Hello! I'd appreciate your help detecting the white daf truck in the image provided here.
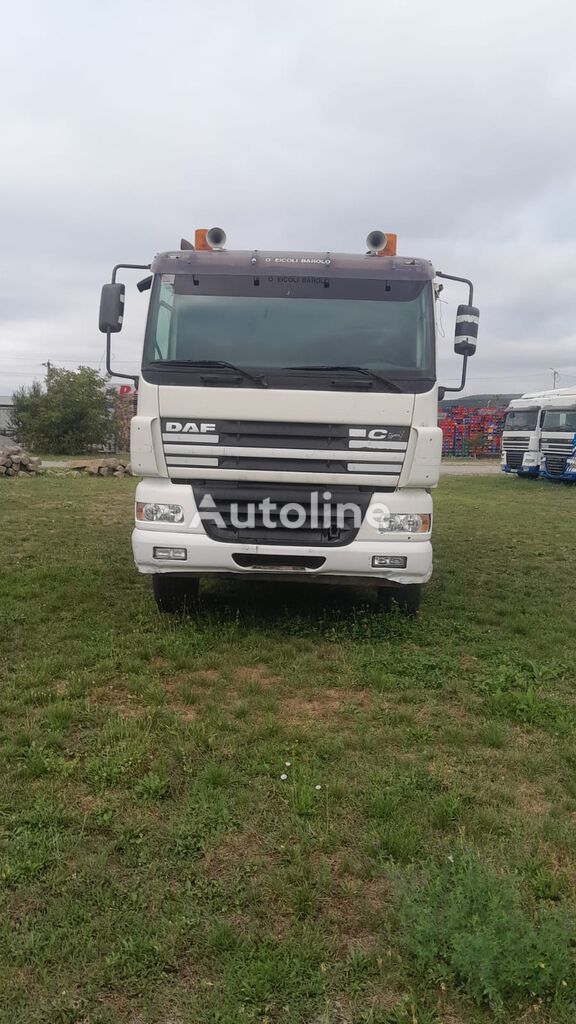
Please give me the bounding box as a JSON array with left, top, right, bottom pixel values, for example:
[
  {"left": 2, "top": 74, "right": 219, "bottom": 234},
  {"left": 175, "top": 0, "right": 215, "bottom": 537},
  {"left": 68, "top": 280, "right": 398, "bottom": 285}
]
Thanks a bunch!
[
  {"left": 501, "top": 388, "right": 576, "bottom": 478},
  {"left": 501, "top": 391, "right": 551, "bottom": 477},
  {"left": 540, "top": 393, "right": 576, "bottom": 482},
  {"left": 99, "top": 229, "right": 479, "bottom": 614}
]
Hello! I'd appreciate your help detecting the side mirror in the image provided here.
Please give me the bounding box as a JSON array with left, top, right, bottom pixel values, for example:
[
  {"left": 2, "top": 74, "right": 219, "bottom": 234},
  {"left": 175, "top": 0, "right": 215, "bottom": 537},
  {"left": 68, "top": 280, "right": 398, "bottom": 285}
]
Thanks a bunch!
[
  {"left": 99, "top": 283, "right": 125, "bottom": 334},
  {"left": 454, "top": 304, "right": 479, "bottom": 357}
]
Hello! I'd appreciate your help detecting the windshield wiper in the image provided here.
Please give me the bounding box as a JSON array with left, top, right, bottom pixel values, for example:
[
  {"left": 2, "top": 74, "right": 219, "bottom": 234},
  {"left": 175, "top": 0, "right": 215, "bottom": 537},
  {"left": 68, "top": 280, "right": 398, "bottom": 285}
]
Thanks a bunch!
[
  {"left": 154, "top": 359, "right": 269, "bottom": 388},
  {"left": 285, "top": 365, "right": 402, "bottom": 392}
]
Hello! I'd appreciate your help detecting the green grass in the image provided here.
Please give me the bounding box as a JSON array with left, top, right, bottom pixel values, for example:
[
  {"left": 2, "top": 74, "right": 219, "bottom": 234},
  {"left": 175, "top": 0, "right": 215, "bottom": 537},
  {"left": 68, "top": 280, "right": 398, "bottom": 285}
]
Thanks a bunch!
[{"left": 0, "top": 474, "right": 575, "bottom": 1023}]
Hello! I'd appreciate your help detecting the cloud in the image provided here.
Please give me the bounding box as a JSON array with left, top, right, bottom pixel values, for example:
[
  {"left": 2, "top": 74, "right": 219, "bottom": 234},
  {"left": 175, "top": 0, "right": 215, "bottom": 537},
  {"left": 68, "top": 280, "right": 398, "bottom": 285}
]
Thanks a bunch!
[{"left": 1, "top": 0, "right": 575, "bottom": 396}]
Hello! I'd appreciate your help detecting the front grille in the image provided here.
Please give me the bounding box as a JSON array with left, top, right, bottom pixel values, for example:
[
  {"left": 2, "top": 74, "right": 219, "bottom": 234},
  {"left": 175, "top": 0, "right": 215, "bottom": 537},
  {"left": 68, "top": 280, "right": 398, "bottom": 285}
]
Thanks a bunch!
[
  {"left": 166, "top": 420, "right": 410, "bottom": 449},
  {"left": 545, "top": 455, "right": 568, "bottom": 476},
  {"left": 505, "top": 451, "right": 524, "bottom": 469},
  {"left": 503, "top": 435, "right": 530, "bottom": 447},
  {"left": 189, "top": 481, "right": 374, "bottom": 546},
  {"left": 541, "top": 441, "right": 572, "bottom": 455},
  {"left": 161, "top": 418, "right": 409, "bottom": 481}
]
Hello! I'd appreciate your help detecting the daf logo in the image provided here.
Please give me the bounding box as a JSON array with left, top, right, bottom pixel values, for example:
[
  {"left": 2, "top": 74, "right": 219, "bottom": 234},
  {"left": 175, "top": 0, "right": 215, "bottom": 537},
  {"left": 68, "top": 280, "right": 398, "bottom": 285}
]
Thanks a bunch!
[{"left": 165, "top": 421, "right": 216, "bottom": 434}]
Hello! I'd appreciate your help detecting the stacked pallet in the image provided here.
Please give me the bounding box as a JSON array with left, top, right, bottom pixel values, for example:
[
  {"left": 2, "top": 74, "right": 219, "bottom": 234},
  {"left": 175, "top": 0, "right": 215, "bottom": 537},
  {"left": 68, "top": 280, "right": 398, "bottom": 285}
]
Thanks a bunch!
[{"left": 440, "top": 406, "right": 507, "bottom": 458}]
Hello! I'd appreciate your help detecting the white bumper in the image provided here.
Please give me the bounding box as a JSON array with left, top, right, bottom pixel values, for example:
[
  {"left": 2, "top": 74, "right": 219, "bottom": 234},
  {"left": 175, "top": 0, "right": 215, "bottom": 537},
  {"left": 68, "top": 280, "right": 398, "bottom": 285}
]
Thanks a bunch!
[
  {"left": 133, "top": 529, "right": 432, "bottom": 585},
  {"left": 132, "top": 479, "right": 433, "bottom": 587}
]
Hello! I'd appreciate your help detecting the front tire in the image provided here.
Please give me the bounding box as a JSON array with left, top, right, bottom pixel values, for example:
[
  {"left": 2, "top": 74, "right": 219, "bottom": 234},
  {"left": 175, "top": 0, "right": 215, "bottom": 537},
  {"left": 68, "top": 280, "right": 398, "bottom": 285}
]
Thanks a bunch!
[
  {"left": 377, "top": 584, "right": 422, "bottom": 616},
  {"left": 152, "top": 575, "right": 199, "bottom": 614}
]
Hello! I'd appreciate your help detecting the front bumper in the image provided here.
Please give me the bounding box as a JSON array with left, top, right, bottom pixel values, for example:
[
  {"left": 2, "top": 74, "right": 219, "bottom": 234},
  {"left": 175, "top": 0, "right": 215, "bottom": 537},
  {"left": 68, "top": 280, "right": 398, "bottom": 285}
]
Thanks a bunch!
[
  {"left": 540, "top": 469, "right": 576, "bottom": 482},
  {"left": 501, "top": 453, "right": 539, "bottom": 475},
  {"left": 132, "top": 480, "right": 433, "bottom": 587},
  {"left": 132, "top": 528, "right": 432, "bottom": 586}
]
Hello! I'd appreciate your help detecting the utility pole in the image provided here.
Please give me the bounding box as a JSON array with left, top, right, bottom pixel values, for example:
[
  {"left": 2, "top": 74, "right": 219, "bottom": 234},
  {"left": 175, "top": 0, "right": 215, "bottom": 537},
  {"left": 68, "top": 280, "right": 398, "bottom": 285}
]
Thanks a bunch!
[{"left": 549, "top": 367, "right": 559, "bottom": 389}]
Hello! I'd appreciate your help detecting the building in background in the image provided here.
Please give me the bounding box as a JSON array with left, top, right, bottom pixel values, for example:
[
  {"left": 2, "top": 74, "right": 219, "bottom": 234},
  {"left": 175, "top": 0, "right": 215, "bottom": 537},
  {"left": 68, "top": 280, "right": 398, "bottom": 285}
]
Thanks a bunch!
[{"left": 0, "top": 396, "right": 14, "bottom": 440}]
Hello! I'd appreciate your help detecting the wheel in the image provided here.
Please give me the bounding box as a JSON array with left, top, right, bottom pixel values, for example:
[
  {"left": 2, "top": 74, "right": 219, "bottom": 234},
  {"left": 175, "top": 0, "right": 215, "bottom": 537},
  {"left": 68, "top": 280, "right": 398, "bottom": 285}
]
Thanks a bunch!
[
  {"left": 152, "top": 575, "right": 199, "bottom": 614},
  {"left": 377, "top": 584, "right": 422, "bottom": 616}
]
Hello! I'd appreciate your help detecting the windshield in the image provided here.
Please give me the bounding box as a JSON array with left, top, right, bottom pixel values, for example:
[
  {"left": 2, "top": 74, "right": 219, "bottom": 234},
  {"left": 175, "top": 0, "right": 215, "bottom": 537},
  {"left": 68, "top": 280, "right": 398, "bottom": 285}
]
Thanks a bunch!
[
  {"left": 142, "top": 274, "right": 434, "bottom": 391},
  {"left": 542, "top": 409, "right": 576, "bottom": 433},
  {"left": 504, "top": 410, "right": 539, "bottom": 431}
]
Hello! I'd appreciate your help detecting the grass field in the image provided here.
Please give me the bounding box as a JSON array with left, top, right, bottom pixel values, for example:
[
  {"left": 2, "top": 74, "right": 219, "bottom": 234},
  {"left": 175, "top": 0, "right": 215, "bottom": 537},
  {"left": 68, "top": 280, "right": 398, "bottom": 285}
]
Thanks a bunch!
[{"left": 1, "top": 475, "right": 575, "bottom": 1024}]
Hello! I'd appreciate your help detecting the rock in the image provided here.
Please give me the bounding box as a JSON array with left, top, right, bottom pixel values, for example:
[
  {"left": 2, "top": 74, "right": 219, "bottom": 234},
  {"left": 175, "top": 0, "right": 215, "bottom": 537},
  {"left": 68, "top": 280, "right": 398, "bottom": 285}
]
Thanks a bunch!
[
  {"left": 67, "top": 461, "right": 91, "bottom": 471},
  {"left": 103, "top": 458, "right": 119, "bottom": 469},
  {"left": 0, "top": 466, "right": 5, "bottom": 475},
  {"left": 0, "top": 456, "right": 10, "bottom": 467},
  {"left": 113, "top": 469, "right": 125, "bottom": 477},
  {"left": 20, "top": 454, "right": 31, "bottom": 466},
  {"left": 98, "top": 466, "right": 112, "bottom": 476}
]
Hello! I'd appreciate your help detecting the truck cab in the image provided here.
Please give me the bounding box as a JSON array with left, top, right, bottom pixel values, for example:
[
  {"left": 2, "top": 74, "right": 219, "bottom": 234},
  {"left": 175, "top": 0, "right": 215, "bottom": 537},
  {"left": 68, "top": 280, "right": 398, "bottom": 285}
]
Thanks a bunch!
[
  {"left": 540, "top": 397, "right": 576, "bottom": 481},
  {"left": 501, "top": 398, "right": 543, "bottom": 476},
  {"left": 99, "top": 229, "right": 479, "bottom": 615},
  {"left": 501, "top": 387, "right": 576, "bottom": 478}
]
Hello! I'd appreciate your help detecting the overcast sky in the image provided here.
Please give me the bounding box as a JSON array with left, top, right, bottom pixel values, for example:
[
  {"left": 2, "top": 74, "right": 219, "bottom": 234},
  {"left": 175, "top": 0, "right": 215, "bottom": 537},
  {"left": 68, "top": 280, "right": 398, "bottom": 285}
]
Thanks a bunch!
[{"left": 1, "top": 0, "right": 575, "bottom": 398}]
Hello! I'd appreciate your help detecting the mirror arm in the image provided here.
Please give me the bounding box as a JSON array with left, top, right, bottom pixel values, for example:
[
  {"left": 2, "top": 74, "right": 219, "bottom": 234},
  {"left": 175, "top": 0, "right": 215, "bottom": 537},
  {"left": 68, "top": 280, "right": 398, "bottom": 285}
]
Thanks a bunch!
[
  {"left": 105, "top": 332, "right": 139, "bottom": 388},
  {"left": 436, "top": 271, "right": 474, "bottom": 305},
  {"left": 106, "top": 263, "right": 151, "bottom": 387},
  {"left": 111, "top": 262, "right": 150, "bottom": 283},
  {"left": 438, "top": 355, "right": 469, "bottom": 401}
]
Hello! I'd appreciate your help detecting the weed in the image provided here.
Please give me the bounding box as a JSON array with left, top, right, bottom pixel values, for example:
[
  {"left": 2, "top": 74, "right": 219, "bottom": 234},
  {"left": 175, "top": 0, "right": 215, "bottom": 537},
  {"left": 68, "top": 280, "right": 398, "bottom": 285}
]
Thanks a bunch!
[{"left": 395, "top": 851, "right": 575, "bottom": 1012}]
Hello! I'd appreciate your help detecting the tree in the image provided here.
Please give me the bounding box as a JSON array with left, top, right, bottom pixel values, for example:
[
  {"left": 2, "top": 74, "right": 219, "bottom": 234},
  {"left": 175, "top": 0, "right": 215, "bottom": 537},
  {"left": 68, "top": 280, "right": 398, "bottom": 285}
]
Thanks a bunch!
[{"left": 11, "top": 365, "right": 114, "bottom": 454}]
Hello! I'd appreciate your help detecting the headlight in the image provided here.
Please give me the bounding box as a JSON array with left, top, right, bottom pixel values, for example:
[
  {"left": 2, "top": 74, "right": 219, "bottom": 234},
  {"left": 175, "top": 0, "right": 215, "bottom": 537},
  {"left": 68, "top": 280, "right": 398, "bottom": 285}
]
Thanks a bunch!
[
  {"left": 373, "top": 512, "right": 431, "bottom": 534},
  {"left": 136, "top": 502, "right": 184, "bottom": 523}
]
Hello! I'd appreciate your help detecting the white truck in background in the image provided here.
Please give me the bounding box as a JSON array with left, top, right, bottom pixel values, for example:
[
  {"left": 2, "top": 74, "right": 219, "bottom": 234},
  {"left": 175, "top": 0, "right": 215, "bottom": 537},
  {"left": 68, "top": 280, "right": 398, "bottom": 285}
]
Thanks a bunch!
[
  {"left": 501, "top": 395, "right": 544, "bottom": 477},
  {"left": 540, "top": 393, "right": 576, "bottom": 482},
  {"left": 99, "top": 229, "right": 479, "bottom": 615},
  {"left": 501, "top": 388, "right": 576, "bottom": 479}
]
